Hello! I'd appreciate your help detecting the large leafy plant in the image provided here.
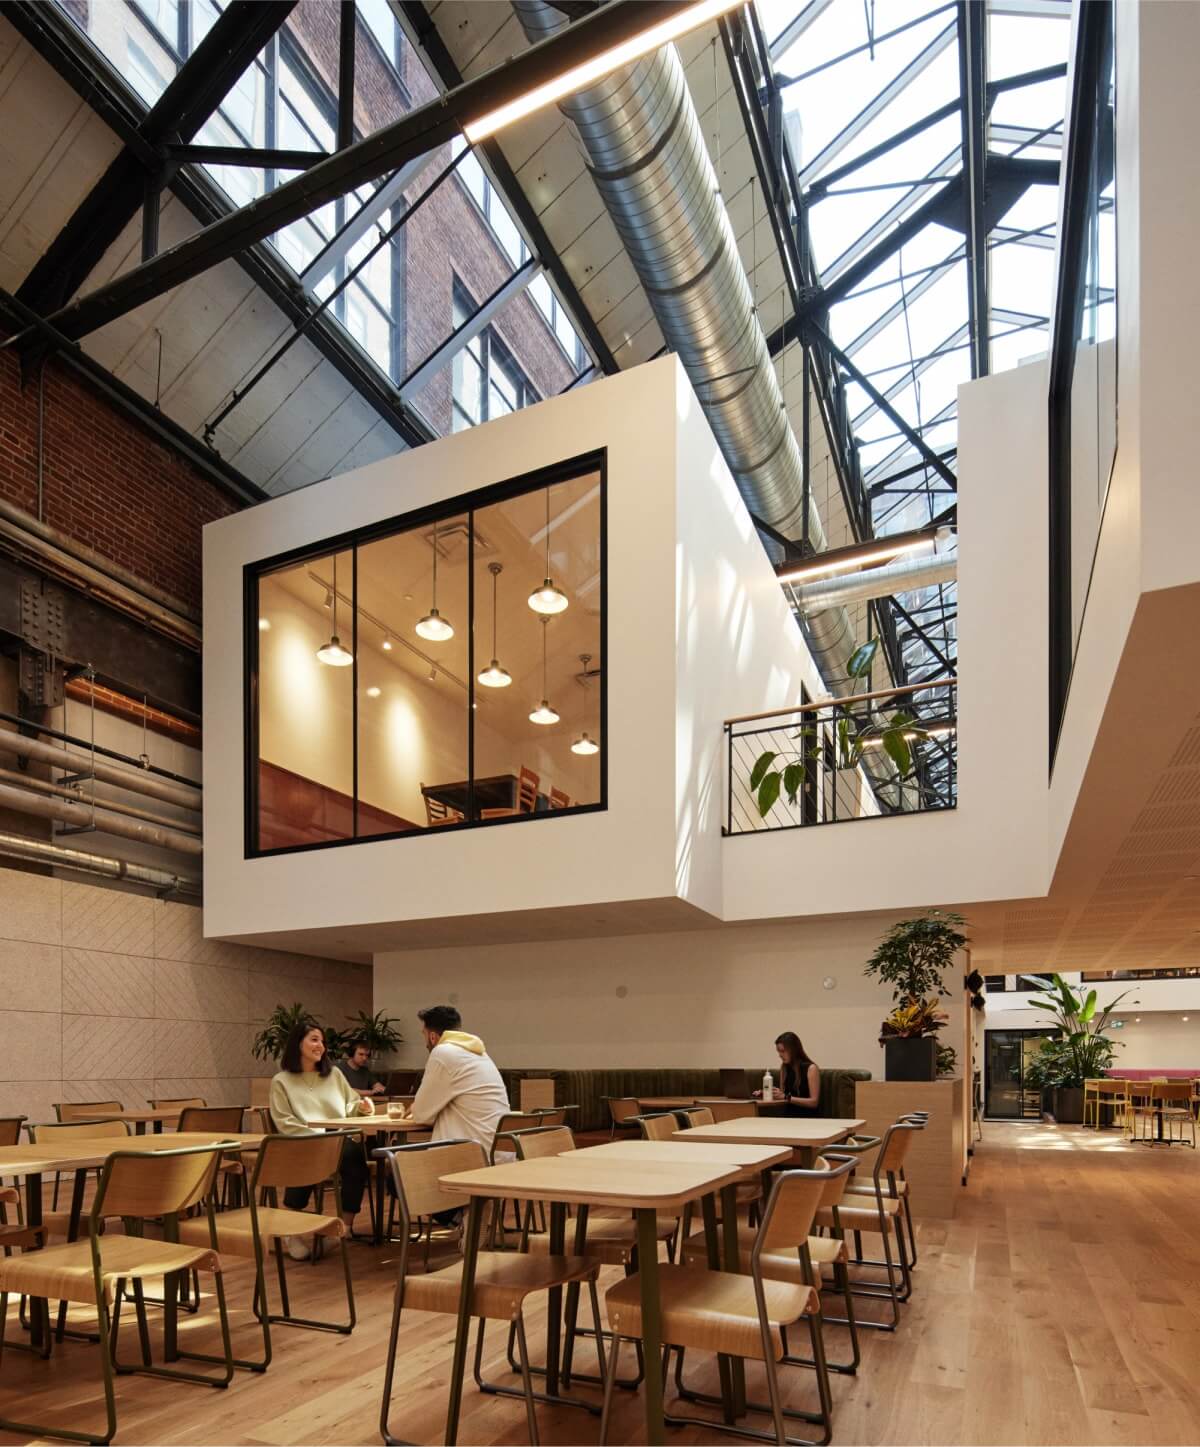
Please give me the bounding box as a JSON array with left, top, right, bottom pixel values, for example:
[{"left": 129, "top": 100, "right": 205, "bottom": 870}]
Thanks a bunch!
[
  {"left": 879, "top": 998, "right": 949, "bottom": 1042},
  {"left": 344, "top": 1009, "right": 404, "bottom": 1059},
  {"left": 748, "top": 639, "right": 927, "bottom": 818},
  {"left": 864, "top": 909, "right": 967, "bottom": 1006},
  {"left": 1023, "top": 973, "right": 1132, "bottom": 1087},
  {"left": 251, "top": 1002, "right": 317, "bottom": 1064}
]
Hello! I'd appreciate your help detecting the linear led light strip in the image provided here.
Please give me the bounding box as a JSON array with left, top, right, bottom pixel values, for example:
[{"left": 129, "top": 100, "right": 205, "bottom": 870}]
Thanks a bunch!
[
  {"left": 777, "top": 534, "right": 938, "bottom": 586},
  {"left": 462, "top": 0, "right": 747, "bottom": 143}
]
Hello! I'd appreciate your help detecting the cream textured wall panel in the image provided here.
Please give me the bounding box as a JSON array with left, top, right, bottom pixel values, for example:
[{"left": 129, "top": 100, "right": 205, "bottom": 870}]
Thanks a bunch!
[{"left": 0, "top": 865, "right": 372, "bottom": 1123}]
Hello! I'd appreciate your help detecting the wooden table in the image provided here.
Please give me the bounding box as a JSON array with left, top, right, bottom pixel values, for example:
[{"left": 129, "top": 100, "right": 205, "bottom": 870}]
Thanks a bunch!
[
  {"left": 439, "top": 1151, "right": 744, "bottom": 1445},
  {"left": 68, "top": 1108, "right": 182, "bottom": 1135},
  {"left": 422, "top": 774, "right": 547, "bottom": 819},
  {"left": 674, "top": 1116, "right": 865, "bottom": 1167},
  {"left": 308, "top": 1114, "right": 432, "bottom": 1244},
  {"left": 636, "top": 1095, "right": 766, "bottom": 1114},
  {"left": 0, "top": 1133, "right": 264, "bottom": 1352}
]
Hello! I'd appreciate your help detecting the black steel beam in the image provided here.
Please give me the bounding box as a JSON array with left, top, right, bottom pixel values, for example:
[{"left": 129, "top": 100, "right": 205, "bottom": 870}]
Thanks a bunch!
[
  {"left": 38, "top": 0, "right": 667, "bottom": 347},
  {"left": 13, "top": 0, "right": 297, "bottom": 317},
  {"left": 166, "top": 145, "right": 330, "bottom": 171},
  {"left": 0, "top": 289, "right": 264, "bottom": 509},
  {"left": 398, "top": 0, "right": 618, "bottom": 376},
  {"left": 338, "top": 1, "right": 356, "bottom": 152},
  {"left": 957, "top": 0, "right": 989, "bottom": 378}
]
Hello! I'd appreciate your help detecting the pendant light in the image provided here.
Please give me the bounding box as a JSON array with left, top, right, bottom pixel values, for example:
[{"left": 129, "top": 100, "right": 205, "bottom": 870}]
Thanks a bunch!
[
  {"left": 477, "top": 562, "right": 512, "bottom": 688},
  {"left": 529, "top": 617, "right": 560, "bottom": 725},
  {"left": 416, "top": 519, "right": 454, "bottom": 642},
  {"left": 316, "top": 555, "right": 353, "bottom": 667},
  {"left": 528, "top": 486, "right": 568, "bottom": 615},
  {"left": 571, "top": 732, "right": 599, "bottom": 756}
]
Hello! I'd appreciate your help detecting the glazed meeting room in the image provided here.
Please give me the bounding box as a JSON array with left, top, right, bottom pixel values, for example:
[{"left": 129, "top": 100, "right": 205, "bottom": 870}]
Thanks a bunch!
[{"left": 0, "top": 0, "right": 1197, "bottom": 1446}]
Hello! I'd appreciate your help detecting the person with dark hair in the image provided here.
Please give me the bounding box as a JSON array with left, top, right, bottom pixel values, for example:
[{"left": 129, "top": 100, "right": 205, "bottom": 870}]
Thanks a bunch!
[
  {"left": 269, "top": 1021, "right": 375, "bottom": 1259},
  {"left": 755, "top": 1031, "right": 821, "bottom": 1118},
  {"left": 409, "top": 1004, "right": 509, "bottom": 1154},
  {"left": 337, "top": 1039, "right": 385, "bottom": 1097}
]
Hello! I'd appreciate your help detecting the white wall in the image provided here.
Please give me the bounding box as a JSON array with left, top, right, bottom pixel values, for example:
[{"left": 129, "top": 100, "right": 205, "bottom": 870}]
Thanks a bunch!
[
  {"left": 722, "top": 357, "right": 1050, "bottom": 921},
  {"left": 375, "top": 909, "right": 967, "bottom": 1076}
]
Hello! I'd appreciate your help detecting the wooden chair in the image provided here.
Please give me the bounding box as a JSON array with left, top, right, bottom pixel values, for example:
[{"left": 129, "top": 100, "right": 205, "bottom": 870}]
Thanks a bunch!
[
  {"left": 423, "top": 786, "right": 464, "bottom": 828},
  {"left": 549, "top": 786, "right": 571, "bottom": 809},
  {"left": 0, "top": 1142, "right": 234, "bottom": 1445},
  {"left": 148, "top": 1097, "right": 207, "bottom": 1110},
  {"left": 373, "top": 1138, "right": 603, "bottom": 1445},
  {"left": 178, "top": 1131, "right": 355, "bottom": 1372},
  {"left": 1082, "top": 1079, "right": 1104, "bottom": 1129},
  {"left": 600, "top": 1165, "right": 840, "bottom": 1447},
  {"left": 634, "top": 1113, "right": 678, "bottom": 1142},
  {"left": 177, "top": 1107, "right": 247, "bottom": 1208},
  {"left": 1130, "top": 1081, "right": 1196, "bottom": 1147},
  {"left": 675, "top": 1110, "right": 763, "bottom": 1224},
  {"left": 675, "top": 1106, "right": 715, "bottom": 1128},
  {"left": 0, "top": 1119, "right": 22, "bottom": 1148},
  {"left": 481, "top": 766, "right": 542, "bottom": 821},
  {"left": 705, "top": 1099, "right": 758, "bottom": 1124},
  {"left": 50, "top": 1103, "right": 124, "bottom": 1210},
  {"left": 603, "top": 1097, "right": 640, "bottom": 1138},
  {"left": 846, "top": 1117, "right": 921, "bottom": 1269},
  {"left": 29, "top": 1120, "right": 133, "bottom": 1251},
  {"left": 510, "top": 1125, "right": 678, "bottom": 1393}
]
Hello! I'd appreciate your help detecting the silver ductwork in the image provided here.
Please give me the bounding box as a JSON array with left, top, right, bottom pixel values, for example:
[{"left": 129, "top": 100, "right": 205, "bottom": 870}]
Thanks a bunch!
[
  {"left": 511, "top": 1, "right": 865, "bottom": 694},
  {"left": 790, "top": 554, "right": 958, "bottom": 614},
  {"left": 0, "top": 830, "right": 200, "bottom": 896}
]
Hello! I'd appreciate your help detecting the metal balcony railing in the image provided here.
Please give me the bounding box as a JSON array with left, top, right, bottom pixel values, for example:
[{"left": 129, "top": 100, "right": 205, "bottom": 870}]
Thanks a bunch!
[{"left": 724, "top": 680, "right": 957, "bottom": 836}]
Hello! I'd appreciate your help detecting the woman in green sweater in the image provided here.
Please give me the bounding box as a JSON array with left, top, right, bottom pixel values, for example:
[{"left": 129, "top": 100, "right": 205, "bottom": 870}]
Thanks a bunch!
[{"left": 270, "top": 1022, "right": 374, "bottom": 1257}]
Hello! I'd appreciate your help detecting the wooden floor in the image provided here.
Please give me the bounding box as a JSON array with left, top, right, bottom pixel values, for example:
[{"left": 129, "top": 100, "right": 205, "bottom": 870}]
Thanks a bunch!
[{"left": 2, "top": 1122, "right": 1199, "bottom": 1446}]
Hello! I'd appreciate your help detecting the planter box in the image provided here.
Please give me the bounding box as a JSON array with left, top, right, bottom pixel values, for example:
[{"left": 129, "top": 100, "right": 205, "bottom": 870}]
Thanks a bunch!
[
  {"left": 883, "top": 1037, "right": 938, "bottom": 1082},
  {"left": 1051, "top": 1086, "right": 1084, "bottom": 1124}
]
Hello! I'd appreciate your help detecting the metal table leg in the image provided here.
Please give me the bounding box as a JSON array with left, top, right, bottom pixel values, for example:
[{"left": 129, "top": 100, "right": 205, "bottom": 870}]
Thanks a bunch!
[
  {"left": 636, "top": 1207, "right": 666, "bottom": 1445},
  {"left": 545, "top": 1201, "right": 566, "bottom": 1396},
  {"left": 444, "top": 1195, "right": 484, "bottom": 1446},
  {"left": 720, "top": 1183, "right": 748, "bottom": 1419}
]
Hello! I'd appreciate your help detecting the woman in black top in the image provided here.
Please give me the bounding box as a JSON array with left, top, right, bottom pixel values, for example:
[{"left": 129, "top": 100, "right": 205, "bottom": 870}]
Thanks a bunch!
[{"left": 767, "top": 1032, "right": 821, "bottom": 1117}]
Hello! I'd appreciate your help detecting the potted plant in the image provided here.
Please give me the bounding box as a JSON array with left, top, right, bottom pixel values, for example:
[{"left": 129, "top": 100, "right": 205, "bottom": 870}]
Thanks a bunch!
[
  {"left": 251, "top": 1001, "right": 317, "bottom": 1066},
  {"left": 342, "top": 1009, "right": 404, "bottom": 1069},
  {"left": 864, "top": 909, "right": 967, "bottom": 1081},
  {"left": 1024, "top": 973, "right": 1132, "bottom": 1123}
]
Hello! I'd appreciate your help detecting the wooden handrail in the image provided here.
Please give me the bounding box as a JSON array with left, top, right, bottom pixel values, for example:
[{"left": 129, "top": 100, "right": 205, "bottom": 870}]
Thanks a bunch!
[{"left": 725, "top": 678, "right": 957, "bottom": 729}]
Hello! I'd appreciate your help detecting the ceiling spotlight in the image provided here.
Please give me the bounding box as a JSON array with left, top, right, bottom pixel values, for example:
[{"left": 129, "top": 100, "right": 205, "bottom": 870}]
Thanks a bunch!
[
  {"left": 258, "top": 617, "right": 271, "bottom": 631},
  {"left": 366, "top": 685, "right": 381, "bottom": 699},
  {"left": 317, "top": 556, "right": 353, "bottom": 667},
  {"left": 416, "top": 518, "right": 454, "bottom": 643},
  {"left": 382, "top": 635, "right": 393, "bottom": 651},
  {"left": 529, "top": 485, "right": 568, "bottom": 615}
]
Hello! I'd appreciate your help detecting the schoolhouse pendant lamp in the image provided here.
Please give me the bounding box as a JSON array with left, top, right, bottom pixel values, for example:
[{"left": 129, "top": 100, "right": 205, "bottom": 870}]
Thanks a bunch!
[
  {"left": 477, "top": 562, "right": 513, "bottom": 688},
  {"left": 529, "top": 617, "right": 560, "bottom": 725},
  {"left": 415, "top": 519, "right": 454, "bottom": 642},
  {"left": 528, "top": 486, "right": 568, "bottom": 615},
  {"left": 571, "top": 732, "right": 599, "bottom": 756},
  {"left": 316, "top": 555, "right": 353, "bottom": 667}
]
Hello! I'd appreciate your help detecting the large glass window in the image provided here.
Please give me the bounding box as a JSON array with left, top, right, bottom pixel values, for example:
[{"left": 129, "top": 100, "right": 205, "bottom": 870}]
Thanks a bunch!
[
  {"left": 450, "top": 282, "right": 540, "bottom": 432},
  {"left": 249, "top": 455, "right": 605, "bottom": 855}
]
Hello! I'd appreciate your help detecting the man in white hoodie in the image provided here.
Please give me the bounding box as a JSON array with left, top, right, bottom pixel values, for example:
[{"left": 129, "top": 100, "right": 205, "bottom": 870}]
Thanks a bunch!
[{"left": 409, "top": 1004, "right": 509, "bottom": 1155}]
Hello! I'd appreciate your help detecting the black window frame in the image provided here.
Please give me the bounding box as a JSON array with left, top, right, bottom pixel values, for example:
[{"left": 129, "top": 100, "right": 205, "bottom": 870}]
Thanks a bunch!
[
  {"left": 450, "top": 279, "right": 541, "bottom": 431},
  {"left": 243, "top": 448, "right": 608, "bottom": 860}
]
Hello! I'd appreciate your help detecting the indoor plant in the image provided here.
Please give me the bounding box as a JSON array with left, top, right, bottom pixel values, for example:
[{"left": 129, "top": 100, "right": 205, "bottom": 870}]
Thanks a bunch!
[
  {"left": 1023, "top": 973, "right": 1132, "bottom": 1122},
  {"left": 864, "top": 909, "right": 967, "bottom": 1080},
  {"left": 251, "top": 1001, "right": 318, "bottom": 1065},
  {"left": 342, "top": 1009, "right": 404, "bottom": 1067}
]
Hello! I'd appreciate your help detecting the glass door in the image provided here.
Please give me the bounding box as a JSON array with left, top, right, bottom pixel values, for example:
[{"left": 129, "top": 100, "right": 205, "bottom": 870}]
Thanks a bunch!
[{"left": 984, "top": 1029, "right": 1056, "bottom": 1119}]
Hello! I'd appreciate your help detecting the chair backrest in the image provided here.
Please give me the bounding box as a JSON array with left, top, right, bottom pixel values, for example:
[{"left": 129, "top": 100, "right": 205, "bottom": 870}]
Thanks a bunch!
[
  {"left": 179, "top": 1106, "right": 245, "bottom": 1133},
  {"left": 816, "top": 1151, "right": 856, "bottom": 1210},
  {"left": 148, "top": 1097, "right": 207, "bottom": 1110},
  {"left": 636, "top": 1113, "right": 677, "bottom": 1142},
  {"left": 533, "top": 1107, "right": 567, "bottom": 1127},
  {"left": 96, "top": 1144, "right": 225, "bottom": 1221},
  {"left": 874, "top": 1121, "right": 920, "bottom": 1178},
  {"left": 0, "top": 1118, "right": 23, "bottom": 1147},
  {"left": 32, "top": 1119, "right": 132, "bottom": 1143},
  {"left": 706, "top": 1099, "right": 757, "bottom": 1123},
  {"left": 677, "top": 1106, "right": 714, "bottom": 1128},
  {"left": 244, "top": 1106, "right": 274, "bottom": 1135},
  {"left": 548, "top": 786, "right": 570, "bottom": 809},
  {"left": 423, "top": 788, "right": 463, "bottom": 827},
  {"left": 253, "top": 1132, "right": 346, "bottom": 1192},
  {"left": 1153, "top": 1081, "right": 1192, "bottom": 1104},
  {"left": 517, "top": 766, "right": 540, "bottom": 813},
  {"left": 381, "top": 1138, "right": 486, "bottom": 1220},
  {"left": 757, "top": 1158, "right": 854, "bottom": 1255},
  {"left": 55, "top": 1101, "right": 122, "bottom": 1122},
  {"left": 605, "top": 1096, "right": 640, "bottom": 1125},
  {"left": 512, "top": 1125, "right": 576, "bottom": 1160}
]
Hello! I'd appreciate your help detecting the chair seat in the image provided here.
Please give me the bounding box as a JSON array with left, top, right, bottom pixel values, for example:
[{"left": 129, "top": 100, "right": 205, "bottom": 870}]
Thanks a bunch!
[
  {"left": 606, "top": 1265, "right": 816, "bottom": 1362},
  {"left": 524, "top": 1214, "right": 676, "bottom": 1267},
  {"left": 0, "top": 1221, "right": 44, "bottom": 1250},
  {"left": 0, "top": 1235, "right": 220, "bottom": 1305},
  {"left": 681, "top": 1228, "right": 845, "bottom": 1283},
  {"left": 846, "top": 1178, "right": 908, "bottom": 1198},
  {"left": 41, "top": 1210, "right": 112, "bottom": 1238},
  {"left": 403, "top": 1251, "right": 598, "bottom": 1322},
  {"left": 814, "top": 1197, "right": 901, "bottom": 1232},
  {"left": 178, "top": 1206, "right": 345, "bottom": 1256}
]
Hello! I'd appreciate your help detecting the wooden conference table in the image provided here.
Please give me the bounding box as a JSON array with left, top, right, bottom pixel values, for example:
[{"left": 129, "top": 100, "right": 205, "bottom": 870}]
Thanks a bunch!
[
  {"left": 0, "top": 1131, "right": 266, "bottom": 1351},
  {"left": 439, "top": 1138, "right": 794, "bottom": 1446}
]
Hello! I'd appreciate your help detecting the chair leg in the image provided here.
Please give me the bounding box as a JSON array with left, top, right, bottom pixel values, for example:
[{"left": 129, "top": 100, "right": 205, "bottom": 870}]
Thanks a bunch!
[
  {"left": 902, "top": 1193, "right": 918, "bottom": 1268},
  {"left": 109, "top": 1271, "right": 234, "bottom": 1388},
  {"left": 261, "top": 1234, "right": 355, "bottom": 1335},
  {"left": 514, "top": 1315, "right": 540, "bottom": 1447},
  {"left": 379, "top": 1279, "right": 407, "bottom": 1446},
  {"left": 599, "top": 1331, "right": 623, "bottom": 1446},
  {"left": 789, "top": 1259, "right": 860, "bottom": 1374}
]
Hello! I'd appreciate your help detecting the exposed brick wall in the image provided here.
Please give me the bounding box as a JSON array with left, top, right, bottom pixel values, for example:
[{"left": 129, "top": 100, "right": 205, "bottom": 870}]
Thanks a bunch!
[
  {"left": 286, "top": 1, "right": 577, "bottom": 436},
  {"left": 0, "top": 350, "right": 238, "bottom": 612}
]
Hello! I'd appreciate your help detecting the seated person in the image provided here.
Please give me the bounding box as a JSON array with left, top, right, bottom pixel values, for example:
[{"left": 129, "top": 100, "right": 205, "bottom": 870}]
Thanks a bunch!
[
  {"left": 269, "top": 1021, "right": 375, "bottom": 1258},
  {"left": 755, "top": 1031, "right": 821, "bottom": 1117},
  {"left": 409, "top": 1004, "right": 509, "bottom": 1154},
  {"left": 337, "top": 1038, "right": 386, "bottom": 1097}
]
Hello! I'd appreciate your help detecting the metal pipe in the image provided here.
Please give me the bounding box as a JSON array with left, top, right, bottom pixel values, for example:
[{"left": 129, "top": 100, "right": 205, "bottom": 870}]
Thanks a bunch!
[
  {"left": 790, "top": 554, "right": 958, "bottom": 613},
  {"left": 0, "top": 779, "right": 202, "bottom": 856},
  {"left": 0, "top": 765, "right": 202, "bottom": 836},
  {"left": 0, "top": 831, "right": 200, "bottom": 896},
  {"left": 0, "top": 729, "right": 202, "bottom": 813},
  {"left": 0, "top": 706, "right": 198, "bottom": 789},
  {"left": 511, "top": 1, "right": 863, "bottom": 694}
]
